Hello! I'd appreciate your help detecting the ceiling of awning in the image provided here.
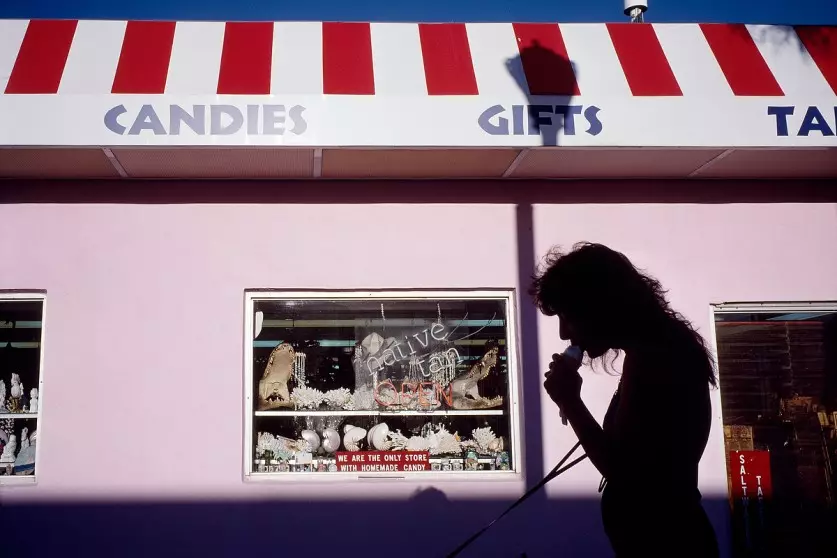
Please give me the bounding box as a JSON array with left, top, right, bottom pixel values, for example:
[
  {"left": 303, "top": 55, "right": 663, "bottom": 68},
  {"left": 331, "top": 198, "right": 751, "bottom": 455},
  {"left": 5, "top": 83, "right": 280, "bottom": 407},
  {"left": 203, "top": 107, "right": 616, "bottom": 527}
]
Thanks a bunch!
[{"left": 1, "top": 146, "right": 835, "bottom": 180}]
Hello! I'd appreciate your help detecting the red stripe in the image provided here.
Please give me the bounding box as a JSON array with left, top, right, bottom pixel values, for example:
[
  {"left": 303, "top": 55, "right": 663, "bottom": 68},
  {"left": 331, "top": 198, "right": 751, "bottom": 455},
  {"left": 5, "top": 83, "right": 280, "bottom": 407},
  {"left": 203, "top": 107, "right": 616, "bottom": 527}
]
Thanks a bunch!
[
  {"left": 111, "top": 21, "right": 176, "bottom": 94},
  {"left": 795, "top": 26, "right": 837, "bottom": 95},
  {"left": 322, "top": 22, "right": 374, "bottom": 95},
  {"left": 607, "top": 24, "right": 681, "bottom": 96},
  {"left": 699, "top": 24, "right": 784, "bottom": 96},
  {"left": 418, "top": 24, "right": 478, "bottom": 95},
  {"left": 512, "top": 23, "right": 579, "bottom": 96},
  {"left": 5, "top": 20, "right": 77, "bottom": 94},
  {"left": 217, "top": 22, "right": 274, "bottom": 95}
]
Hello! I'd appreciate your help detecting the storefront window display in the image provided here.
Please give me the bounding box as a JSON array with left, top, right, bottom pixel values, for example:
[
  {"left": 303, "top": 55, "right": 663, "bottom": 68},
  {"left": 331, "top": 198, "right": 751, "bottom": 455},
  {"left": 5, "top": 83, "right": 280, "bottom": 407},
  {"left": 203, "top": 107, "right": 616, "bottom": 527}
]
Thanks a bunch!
[
  {"left": 244, "top": 290, "right": 521, "bottom": 478},
  {"left": 712, "top": 303, "right": 837, "bottom": 557},
  {"left": 0, "top": 292, "right": 45, "bottom": 484}
]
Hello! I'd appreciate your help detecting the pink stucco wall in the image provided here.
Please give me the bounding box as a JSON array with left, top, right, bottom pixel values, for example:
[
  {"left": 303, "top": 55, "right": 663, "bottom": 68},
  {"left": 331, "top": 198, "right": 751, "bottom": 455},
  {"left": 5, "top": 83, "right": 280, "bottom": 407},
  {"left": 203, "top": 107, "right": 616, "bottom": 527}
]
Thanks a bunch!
[{"left": 1, "top": 181, "right": 836, "bottom": 557}]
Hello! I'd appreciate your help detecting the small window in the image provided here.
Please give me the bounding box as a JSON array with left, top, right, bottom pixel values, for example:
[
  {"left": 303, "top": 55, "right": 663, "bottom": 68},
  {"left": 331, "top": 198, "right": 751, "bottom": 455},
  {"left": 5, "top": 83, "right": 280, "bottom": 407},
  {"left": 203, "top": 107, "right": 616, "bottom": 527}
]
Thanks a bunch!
[
  {"left": 0, "top": 292, "right": 45, "bottom": 484},
  {"left": 244, "top": 290, "right": 521, "bottom": 479},
  {"left": 712, "top": 302, "right": 837, "bottom": 556}
]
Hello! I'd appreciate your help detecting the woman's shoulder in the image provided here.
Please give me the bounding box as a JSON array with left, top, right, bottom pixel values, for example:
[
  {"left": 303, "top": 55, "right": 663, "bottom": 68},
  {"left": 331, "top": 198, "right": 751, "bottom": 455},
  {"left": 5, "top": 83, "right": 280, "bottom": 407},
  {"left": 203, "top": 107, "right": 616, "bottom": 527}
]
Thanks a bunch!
[{"left": 628, "top": 337, "right": 712, "bottom": 396}]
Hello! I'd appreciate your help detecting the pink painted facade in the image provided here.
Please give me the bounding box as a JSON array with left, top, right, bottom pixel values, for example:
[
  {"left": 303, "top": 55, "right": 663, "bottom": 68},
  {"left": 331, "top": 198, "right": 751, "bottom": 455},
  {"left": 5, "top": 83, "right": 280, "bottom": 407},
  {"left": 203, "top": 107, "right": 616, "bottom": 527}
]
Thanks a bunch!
[{"left": 1, "top": 181, "right": 835, "bottom": 556}]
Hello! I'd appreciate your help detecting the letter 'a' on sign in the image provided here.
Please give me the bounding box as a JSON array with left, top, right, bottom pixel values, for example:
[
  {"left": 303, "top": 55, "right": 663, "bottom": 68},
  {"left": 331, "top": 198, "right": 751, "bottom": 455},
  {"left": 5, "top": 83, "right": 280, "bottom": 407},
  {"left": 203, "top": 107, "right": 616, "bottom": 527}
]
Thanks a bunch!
[{"left": 244, "top": 290, "right": 520, "bottom": 480}]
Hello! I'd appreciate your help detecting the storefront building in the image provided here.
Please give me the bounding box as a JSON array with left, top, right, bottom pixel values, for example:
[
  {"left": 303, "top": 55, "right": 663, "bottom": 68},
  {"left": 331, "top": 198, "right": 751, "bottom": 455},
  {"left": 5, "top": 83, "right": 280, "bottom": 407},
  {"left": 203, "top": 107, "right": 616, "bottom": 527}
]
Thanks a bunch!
[{"left": 1, "top": 17, "right": 836, "bottom": 557}]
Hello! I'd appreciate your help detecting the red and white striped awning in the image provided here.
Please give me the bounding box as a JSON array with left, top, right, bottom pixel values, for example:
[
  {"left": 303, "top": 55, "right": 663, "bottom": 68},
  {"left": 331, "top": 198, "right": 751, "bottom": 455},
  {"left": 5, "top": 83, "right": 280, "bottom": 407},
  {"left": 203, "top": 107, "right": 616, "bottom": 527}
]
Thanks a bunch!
[
  {"left": 0, "top": 19, "right": 835, "bottom": 179},
  {"left": 1, "top": 20, "right": 835, "bottom": 98}
]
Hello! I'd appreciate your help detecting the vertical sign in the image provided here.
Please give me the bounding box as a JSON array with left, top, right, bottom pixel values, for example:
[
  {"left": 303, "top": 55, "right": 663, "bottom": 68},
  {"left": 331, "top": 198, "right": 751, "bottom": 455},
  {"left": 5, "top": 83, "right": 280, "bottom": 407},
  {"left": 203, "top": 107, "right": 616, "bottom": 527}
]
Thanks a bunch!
[{"left": 729, "top": 450, "right": 772, "bottom": 555}]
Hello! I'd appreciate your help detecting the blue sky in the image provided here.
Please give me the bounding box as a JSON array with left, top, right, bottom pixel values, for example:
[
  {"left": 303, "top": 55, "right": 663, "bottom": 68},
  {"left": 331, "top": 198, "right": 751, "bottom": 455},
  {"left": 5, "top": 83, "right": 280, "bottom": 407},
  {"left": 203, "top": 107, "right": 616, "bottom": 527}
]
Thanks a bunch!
[{"left": 0, "top": 0, "right": 835, "bottom": 25}]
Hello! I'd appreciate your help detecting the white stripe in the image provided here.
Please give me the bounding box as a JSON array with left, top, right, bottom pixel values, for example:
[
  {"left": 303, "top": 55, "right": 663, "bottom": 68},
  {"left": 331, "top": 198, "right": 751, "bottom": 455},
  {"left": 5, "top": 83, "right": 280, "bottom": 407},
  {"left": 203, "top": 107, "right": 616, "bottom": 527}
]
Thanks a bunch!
[
  {"left": 654, "top": 24, "right": 732, "bottom": 97},
  {"left": 165, "top": 22, "right": 225, "bottom": 94},
  {"left": 59, "top": 20, "right": 127, "bottom": 94},
  {"left": 466, "top": 23, "right": 528, "bottom": 101},
  {"left": 747, "top": 24, "right": 834, "bottom": 97},
  {"left": 271, "top": 22, "right": 323, "bottom": 95},
  {"left": 370, "top": 23, "right": 426, "bottom": 96},
  {"left": 560, "top": 24, "right": 631, "bottom": 97},
  {"left": 0, "top": 19, "right": 29, "bottom": 92}
]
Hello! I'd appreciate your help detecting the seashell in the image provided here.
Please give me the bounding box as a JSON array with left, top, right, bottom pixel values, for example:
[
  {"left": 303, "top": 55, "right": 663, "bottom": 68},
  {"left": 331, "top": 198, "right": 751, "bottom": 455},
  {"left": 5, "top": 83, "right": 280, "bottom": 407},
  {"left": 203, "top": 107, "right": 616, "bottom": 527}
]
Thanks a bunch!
[
  {"left": 366, "top": 424, "right": 379, "bottom": 447},
  {"left": 322, "top": 428, "right": 340, "bottom": 453},
  {"left": 488, "top": 436, "right": 504, "bottom": 452},
  {"left": 300, "top": 430, "right": 320, "bottom": 452},
  {"left": 344, "top": 424, "right": 357, "bottom": 434},
  {"left": 370, "top": 423, "right": 391, "bottom": 450},
  {"left": 344, "top": 427, "right": 367, "bottom": 451}
]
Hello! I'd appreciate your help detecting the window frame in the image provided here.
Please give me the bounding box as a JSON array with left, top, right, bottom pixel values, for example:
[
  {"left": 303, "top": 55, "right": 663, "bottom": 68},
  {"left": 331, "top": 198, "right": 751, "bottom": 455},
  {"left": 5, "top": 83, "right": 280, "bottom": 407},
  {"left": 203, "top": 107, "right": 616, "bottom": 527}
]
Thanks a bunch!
[
  {"left": 0, "top": 290, "right": 47, "bottom": 486},
  {"left": 242, "top": 288, "right": 524, "bottom": 483},
  {"left": 707, "top": 299, "right": 837, "bottom": 488}
]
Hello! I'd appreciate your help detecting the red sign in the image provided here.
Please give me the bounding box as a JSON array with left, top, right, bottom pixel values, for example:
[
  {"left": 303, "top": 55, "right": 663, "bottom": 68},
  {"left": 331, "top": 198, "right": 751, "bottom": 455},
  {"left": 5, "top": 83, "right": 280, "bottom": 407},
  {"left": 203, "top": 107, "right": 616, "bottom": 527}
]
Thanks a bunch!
[
  {"left": 729, "top": 450, "right": 773, "bottom": 502},
  {"left": 729, "top": 450, "right": 772, "bottom": 554},
  {"left": 334, "top": 451, "right": 430, "bottom": 472}
]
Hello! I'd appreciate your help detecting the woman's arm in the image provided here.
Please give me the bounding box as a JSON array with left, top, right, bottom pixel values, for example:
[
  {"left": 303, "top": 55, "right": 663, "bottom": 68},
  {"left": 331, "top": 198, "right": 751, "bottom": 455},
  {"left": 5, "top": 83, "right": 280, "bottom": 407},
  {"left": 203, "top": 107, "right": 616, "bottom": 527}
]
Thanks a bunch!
[{"left": 560, "top": 397, "right": 613, "bottom": 478}]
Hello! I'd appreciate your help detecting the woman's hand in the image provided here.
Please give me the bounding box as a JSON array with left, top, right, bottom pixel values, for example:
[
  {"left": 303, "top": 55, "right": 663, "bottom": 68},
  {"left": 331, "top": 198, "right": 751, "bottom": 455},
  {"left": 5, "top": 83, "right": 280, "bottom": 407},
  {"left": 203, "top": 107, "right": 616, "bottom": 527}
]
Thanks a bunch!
[{"left": 544, "top": 353, "right": 583, "bottom": 408}]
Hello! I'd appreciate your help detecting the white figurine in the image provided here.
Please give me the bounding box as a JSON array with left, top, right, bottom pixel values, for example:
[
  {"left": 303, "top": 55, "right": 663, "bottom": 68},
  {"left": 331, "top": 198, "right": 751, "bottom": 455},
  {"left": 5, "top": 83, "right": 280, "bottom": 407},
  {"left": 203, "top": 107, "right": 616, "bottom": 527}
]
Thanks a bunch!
[
  {"left": 30, "top": 388, "right": 38, "bottom": 413},
  {"left": 10, "top": 373, "right": 23, "bottom": 399},
  {"left": 0, "top": 434, "right": 17, "bottom": 463},
  {"left": 20, "top": 427, "right": 29, "bottom": 450}
]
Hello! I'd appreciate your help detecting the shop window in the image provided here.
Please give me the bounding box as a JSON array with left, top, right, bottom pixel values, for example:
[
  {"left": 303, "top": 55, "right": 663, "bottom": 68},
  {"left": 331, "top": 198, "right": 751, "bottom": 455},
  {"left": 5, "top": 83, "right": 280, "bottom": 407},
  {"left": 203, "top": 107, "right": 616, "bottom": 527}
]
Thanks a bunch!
[
  {"left": 712, "top": 303, "right": 837, "bottom": 556},
  {"left": 0, "top": 292, "right": 45, "bottom": 484},
  {"left": 244, "top": 290, "right": 520, "bottom": 479}
]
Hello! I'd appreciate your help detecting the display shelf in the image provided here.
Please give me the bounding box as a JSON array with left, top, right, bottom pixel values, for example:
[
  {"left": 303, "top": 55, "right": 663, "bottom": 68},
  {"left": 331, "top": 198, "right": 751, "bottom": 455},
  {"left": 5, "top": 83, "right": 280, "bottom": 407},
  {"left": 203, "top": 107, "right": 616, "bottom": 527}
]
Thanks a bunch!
[
  {"left": 0, "top": 413, "right": 37, "bottom": 419},
  {"left": 255, "top": 409, "right": 504, "bottom": 417}
]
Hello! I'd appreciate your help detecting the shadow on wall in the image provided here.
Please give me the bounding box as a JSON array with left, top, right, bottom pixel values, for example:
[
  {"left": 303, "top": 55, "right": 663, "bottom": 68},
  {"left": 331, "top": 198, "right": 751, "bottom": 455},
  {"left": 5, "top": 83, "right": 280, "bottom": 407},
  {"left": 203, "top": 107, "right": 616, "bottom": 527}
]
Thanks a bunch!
[
  {"left": 0, "top": 491, "right": 734, "bottom": 557},
  {"left": 503, "top": 39, "right": 579, "bottom": 147}
]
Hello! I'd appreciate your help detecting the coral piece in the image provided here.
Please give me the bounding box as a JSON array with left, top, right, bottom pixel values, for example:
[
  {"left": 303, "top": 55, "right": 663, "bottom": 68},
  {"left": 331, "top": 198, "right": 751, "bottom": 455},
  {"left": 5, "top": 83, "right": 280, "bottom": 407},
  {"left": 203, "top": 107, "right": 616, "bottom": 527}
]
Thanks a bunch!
[
  {"left": 290, "top": 386, "right": 325, "bottom": 410},
  {"left": 406, "top": 436, "right": 430, "bottom": 452},
  {"left": 464, "top": 426, "right": 498, "bottom": 454},
  {"left": 387, "top": 429, "right": 411, "bottom": 451},
  {"left": 426, "top": 425, "right": 462, "bottom": 456},
  {"left": 256, "top": 432, "right": 295, "bottom": 461},
  {"left": 450, "top": 342, "right": 503, "bottom": 410},
  {"left": 323, "top": 388, "right": 352, "bottom": 409},
  {"left": 345, "top": 388, "right": 376, "bottom": 411},
  {"left": 258, "top": 343, "right": 295, "bottom": 410}
]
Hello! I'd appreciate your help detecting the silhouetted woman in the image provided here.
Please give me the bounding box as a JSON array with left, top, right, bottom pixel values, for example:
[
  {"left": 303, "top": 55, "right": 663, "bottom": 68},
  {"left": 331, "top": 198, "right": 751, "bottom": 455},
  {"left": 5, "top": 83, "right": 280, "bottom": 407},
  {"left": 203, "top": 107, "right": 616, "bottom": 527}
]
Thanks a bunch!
[{"left": 531, "top": 242, "right": 719, "bottom": 557}]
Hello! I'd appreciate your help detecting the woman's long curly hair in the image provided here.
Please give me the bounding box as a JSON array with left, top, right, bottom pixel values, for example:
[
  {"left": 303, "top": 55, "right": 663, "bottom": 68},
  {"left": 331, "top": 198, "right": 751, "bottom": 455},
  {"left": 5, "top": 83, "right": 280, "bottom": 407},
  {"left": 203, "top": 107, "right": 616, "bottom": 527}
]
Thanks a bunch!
[{"left": 529, "top": 242, "right": 716, "bottom": 386}]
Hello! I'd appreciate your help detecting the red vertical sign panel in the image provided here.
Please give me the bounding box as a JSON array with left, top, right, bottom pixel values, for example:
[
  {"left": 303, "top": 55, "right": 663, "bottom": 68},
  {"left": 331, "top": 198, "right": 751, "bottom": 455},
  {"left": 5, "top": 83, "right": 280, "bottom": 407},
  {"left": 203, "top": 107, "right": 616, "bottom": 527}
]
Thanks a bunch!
[
  {"left": 729, "top": 450, "right": 772, "bottom": 555},
  {"left": 729, "top": 450, "right": 773, "bottom": 501}
]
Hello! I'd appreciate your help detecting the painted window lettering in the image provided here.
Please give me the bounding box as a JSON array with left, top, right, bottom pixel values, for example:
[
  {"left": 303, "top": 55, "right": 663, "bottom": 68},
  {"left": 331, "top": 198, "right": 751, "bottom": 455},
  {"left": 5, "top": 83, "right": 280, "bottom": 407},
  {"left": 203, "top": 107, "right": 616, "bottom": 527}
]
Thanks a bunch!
[
  {"left": 104, "top": 104, "right": 307, "bottom": 136},
  {"left": 767, "top": 106, "right": 837, "bottom": 137},
  {"left": 478, "top": 104, "right": 602, "bottom": 136}
]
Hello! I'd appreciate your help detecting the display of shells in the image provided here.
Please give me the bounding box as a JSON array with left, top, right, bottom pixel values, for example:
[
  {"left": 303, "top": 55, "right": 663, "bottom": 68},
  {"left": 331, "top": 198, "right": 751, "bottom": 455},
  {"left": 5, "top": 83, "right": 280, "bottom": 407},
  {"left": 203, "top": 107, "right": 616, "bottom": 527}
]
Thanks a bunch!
[
  {"left": 343, "top": 425, "right": 367, "bottom": 451},
  {"left": 322, "top": 428, "right": 341, "bottom": 453},
  {"left": 300, "top": 430, "right": 320, "bottom": 453}
]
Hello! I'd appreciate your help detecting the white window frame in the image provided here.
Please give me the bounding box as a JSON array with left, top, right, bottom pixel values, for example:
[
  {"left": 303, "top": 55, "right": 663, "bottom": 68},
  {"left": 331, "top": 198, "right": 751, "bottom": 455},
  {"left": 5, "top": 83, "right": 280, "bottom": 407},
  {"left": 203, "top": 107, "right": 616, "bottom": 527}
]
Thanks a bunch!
[
  {"left": 242, "top": 289, "right": 524, "bottom": 482},
  {"left": 0, "top": 290, "right": 47, "bottom": 486}
]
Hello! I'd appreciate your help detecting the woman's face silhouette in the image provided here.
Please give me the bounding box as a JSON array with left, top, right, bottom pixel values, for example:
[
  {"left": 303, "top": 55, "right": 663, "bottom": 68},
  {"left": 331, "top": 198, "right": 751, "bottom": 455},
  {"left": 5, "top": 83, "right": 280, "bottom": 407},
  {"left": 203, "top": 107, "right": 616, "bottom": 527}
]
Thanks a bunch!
[{"left": 558, "top": 310, "right": 610, "bottom": 359}]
